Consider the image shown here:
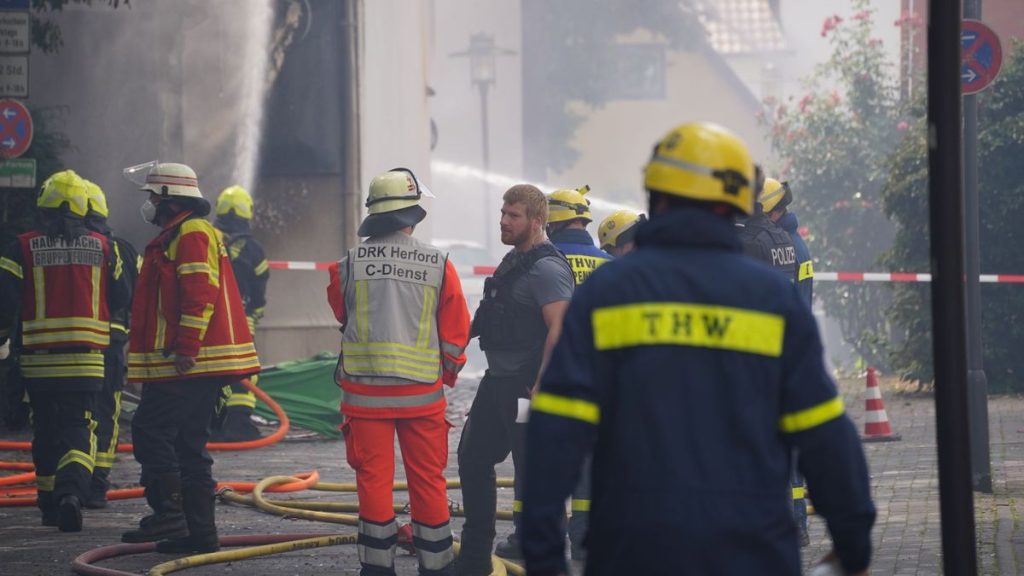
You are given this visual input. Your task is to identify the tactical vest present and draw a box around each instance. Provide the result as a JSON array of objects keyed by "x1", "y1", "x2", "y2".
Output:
[
  {"x1": 340, "y1": 233, "x2": 447, "y2": 384},
  {"x1": 739, "y1": 216, "x2": 797, "y2": 282},
  {"x1": 472, "y1": 242, "x2": 570, "y2": 351}
]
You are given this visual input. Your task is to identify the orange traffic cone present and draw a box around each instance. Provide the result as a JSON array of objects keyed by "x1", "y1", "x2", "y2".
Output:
[{"x1": 862, "y1": 367, "x2": 901, "y2": 442}]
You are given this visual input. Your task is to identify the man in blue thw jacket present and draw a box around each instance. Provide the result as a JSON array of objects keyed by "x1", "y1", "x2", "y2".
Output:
[{"x1": 521, "y1": 122, "x2": 874, "y2": 576}]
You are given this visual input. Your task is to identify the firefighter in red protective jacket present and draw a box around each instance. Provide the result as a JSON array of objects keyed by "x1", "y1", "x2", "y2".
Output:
[
  {"x1": 121, "y1": 162, "x2": 260, "y2": 554},
  {"x1": 0, "y1": 170, "x2": 131, "y2": 532},
  {"x1": 327, "y1": 168, "x2": 471, "y2": 576}
]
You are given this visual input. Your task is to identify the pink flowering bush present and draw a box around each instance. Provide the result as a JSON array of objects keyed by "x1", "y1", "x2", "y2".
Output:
[{"x1": 761, "y1": 0, "x2": 909, "y2": 368}]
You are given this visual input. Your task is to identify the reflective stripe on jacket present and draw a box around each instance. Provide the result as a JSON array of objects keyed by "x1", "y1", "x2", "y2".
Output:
[
  {"x1": 522, "y1": 208, "x2": 875, "y2": 576},
  {"x1": 128, "y1": 212, "x2": 260, "y2": 383},
  {"x1": 17, "y1": 231, "x2": 112, "y2": 349},
  {"x1": 549, "y1": 228, "x2": 612, "y2": 285},
  {"x1": 327, "y1": 232, "x2": 471, "y2": 419}
]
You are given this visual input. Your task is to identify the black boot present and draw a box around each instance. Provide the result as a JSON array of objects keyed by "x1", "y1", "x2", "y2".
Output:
[
  {"x1": 84, "y1": 468, "x2": 110, "y2": 509},
  {"x1": 454, "y1": 533, "x2": 494, "y2": 576},
  {"x1": 58, "y1": 494, "x2": 82, "y2": 532},
  {"x1": 156, "y1": 485, "x2": 220, "y2": 554},
  {"x1": 38, "y1": 491, "x2": 58, "y2": 527},
  {"x1": 493, "y1": 531, "x2": 522, "y2": 560},
  {"x1": 122, "y1": 472, "x2": 188, "y2": 543}
]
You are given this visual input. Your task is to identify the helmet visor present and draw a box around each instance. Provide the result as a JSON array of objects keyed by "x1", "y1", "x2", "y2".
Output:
[{"x1": 123, "y1": 160, "x2": 159, "y2": 187}]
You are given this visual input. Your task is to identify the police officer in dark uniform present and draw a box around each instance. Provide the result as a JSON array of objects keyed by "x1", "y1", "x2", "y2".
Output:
[
  {"x1": 741, "y1": 176, "x2": 811, "y2": 545},
  {"x1": 771, "y1": 180, "x2": 814, "y2": 306},
  {"x1": 82, "y1": 180, "x2": 139, "y2": 509},
  {"x1": 456, "y1": 184, "x2": 574, "y2": 576},
  {"x1": 210, "y1": 185, "x2": 269, "y2": 441},
  {"x1": 738, "y1": 178, "x2": 797, "y2": 283},
  {"x1": 521, "y1": 123, "x2": 874, "y2": 576}
]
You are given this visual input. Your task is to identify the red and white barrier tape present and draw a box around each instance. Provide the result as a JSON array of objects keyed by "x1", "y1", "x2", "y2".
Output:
[
  {"x1": 267, "y1": 261, "x2": 333, "y2": 271},
  {"x1": 267, "y1": 261, "x2": 1024, "y2": 283}
]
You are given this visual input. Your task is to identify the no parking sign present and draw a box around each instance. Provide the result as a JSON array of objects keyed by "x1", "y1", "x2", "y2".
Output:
[
  {"x1": 0, "y1": 97, "x2": 31, "y2": 158},
  {"x1": 961, "y1": 19, "x2": 1002, "y2": 95}
]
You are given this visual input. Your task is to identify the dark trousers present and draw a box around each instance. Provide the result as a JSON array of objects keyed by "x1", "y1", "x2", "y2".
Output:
[
  {"x1": 132, "y1": 379, "x2": 223, "y2": 494},
  {"x1": 27, "y1": 386, "x2": 97, "y2": 503},
  {"x1": 94, "y1": 344, "x2": 126, "y2": 481},
  {"x1": 457, "y1": 371, "x2": 530, "y2": 556},
  {"x1": 567, "y1": 456, "x2": 591, "y2": 550},
  {"x1": 792, "y1": 457, "x2": 808, "y2": 532}
]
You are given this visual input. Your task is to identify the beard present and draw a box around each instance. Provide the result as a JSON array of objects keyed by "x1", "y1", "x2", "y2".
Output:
[{"x1": 501, "y1": 226, "x2": 532, "y2": 246}]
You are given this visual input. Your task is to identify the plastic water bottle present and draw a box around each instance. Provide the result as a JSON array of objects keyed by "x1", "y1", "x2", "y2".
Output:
[{"x1": 809, "y1": 559, "x2": 844, "y2": 576}]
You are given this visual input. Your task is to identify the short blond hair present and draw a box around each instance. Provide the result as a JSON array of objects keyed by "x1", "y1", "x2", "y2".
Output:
[{"x1": 503, "y1": 184, "x2": 548, "y2": 222}]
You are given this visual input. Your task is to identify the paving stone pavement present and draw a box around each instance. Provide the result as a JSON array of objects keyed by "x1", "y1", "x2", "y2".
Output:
[{"x1": 1, "y1": 375, "x2": 1022, "y2": 574}]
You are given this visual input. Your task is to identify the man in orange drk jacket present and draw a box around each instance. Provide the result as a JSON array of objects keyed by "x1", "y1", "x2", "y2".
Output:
[
  {"x1": 122, "y1": 162, "x2": 260, "y2": 554},
  {"x1": 328, "y1": 168, "x2": 471, "y2": 576}
]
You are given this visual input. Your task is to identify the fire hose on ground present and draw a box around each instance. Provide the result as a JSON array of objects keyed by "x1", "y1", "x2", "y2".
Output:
[
  {"x1": 69, "y1": 474, "x2": 521, "y2": 576},
  {"x1": 0, "y1": 378, "x2": 523, "y2": 575}
]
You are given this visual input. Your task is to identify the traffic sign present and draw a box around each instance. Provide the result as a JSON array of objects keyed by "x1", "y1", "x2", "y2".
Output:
[
  {"x1": 0, "y1": 11, "x2": 29, "y2": 54},
  {"x1": 0, "y1": 98, "x2": 31, "y2": 158},
  {"x1": 0, "y1": 157, "x2": 34, "y2": 187},
  {"x1": 0, "y1": 54, "x2": 27, "y2": 97},
  {"x1": 961, "y1": 19, "x2": 1002, "y2": 95}
]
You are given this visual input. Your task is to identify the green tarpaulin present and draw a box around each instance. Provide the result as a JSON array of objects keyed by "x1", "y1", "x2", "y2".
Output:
[{"x1": 253, "y1": 352, "x2": 343, "y2": 438}]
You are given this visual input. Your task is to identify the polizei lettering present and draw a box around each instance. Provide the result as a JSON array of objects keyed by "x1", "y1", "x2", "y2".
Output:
[
  {"x1": 771, "y1": 246, "x2": 796, "y2": 268},
  {"x1": 29, "y1": 235, "x2": 104, "y2": 267}
]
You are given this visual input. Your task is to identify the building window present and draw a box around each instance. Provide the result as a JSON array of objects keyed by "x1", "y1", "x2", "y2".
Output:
[{"x1": 605, "y1": 43, "x2": 666, "y2": 101}]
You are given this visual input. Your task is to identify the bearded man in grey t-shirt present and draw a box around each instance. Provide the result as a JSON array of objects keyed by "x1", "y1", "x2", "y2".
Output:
[{"x1": 455, "y1": 184, "x2": 574, "y2": 576}]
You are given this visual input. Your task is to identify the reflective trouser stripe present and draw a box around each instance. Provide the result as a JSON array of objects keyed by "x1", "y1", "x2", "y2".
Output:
[
  {"x1": 412, "y1": 520, "x2": 454, "y2": 571},
  {"x1": 357, "y1": 517, "x2": 398, "y2": 569},
  {"x1": 571, "y1": 499, "x2": 590, "y2": 512},
  {"x1": 343, "y1": 388, "x2": 444, "y2": 409},
  {"x1": 95, "y1": 391, "x2": 121, "y2": 470},
  {"x1": 226, "y1": 391, "x2": 256, "y2": 409},
  {"x1": 58, "y1": 409, "x2": 98, "y2": 474},
  {"x1": 36, "y1": 475, "x2": 55, "y2": 491},
  {"x1": 57, "y1": 450, "x2": 95, "y2": 474}
]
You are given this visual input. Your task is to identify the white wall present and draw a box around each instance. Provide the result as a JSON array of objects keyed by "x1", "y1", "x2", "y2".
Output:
[{"x1": 361, "y1": 0, "x2": 436, "y2": 240}]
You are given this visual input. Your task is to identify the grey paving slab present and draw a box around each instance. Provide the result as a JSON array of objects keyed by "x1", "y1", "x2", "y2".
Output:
[{"x1": 1, "y1": 376, "x2": 1022, "y2": 574}]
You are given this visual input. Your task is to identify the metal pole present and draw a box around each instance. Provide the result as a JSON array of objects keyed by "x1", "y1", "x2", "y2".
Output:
[
  {"x1": 962, "y1": 0, "x2": 992, "y2": 495},
  {"x1": 479, "y1": 82, "x2": 493, "y2": 256},
  {"x1": 928, "y1": 0, "x2": 979, "y2": 574},
  {"x1": 339, "y1": 0, "x2": 363, "y2": 251}
]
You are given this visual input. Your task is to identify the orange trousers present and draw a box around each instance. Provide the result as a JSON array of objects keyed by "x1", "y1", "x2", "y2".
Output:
[{"x1": 343, "y1": 412, "x2": 452, "y2": 525}]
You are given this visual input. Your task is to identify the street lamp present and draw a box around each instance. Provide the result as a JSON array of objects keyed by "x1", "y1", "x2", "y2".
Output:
[{"x1": 452, "y1": 34, "x2": 515, "y2": 257}]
